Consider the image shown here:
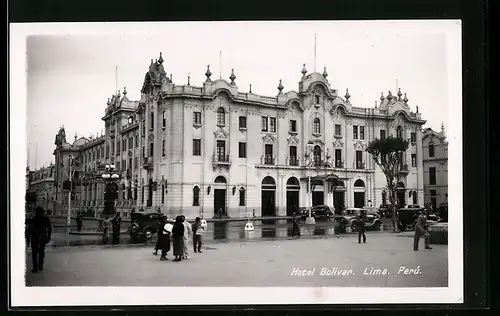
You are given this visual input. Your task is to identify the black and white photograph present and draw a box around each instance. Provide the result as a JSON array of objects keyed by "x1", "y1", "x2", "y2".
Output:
[{"x1": 10, "y1": 20, "x2": 463, "y2": 306}]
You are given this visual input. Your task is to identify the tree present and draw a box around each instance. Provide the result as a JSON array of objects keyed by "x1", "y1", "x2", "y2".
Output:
[{"x1": 366, "y1": 136, "x2": 410, "y2": 232}]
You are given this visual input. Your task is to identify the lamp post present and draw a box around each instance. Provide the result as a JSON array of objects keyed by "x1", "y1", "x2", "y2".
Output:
[
  {"x1": 305, "y1": 144, "x2": 316, "y2": 225},
  {"x1": 101, "y1": 164, "x2": 120, "y2": 217},
  {"x1": 66, "y1": 155, "x2": 80, "y2": 227}
]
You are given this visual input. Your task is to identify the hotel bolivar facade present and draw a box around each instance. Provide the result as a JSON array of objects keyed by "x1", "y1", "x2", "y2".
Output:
[{"x1": 50, "y1": 53, "x2": 426, "y2": 220}]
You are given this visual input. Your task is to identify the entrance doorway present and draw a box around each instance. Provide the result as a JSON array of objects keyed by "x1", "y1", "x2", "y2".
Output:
[
  {"x1": 261, "y1": 176, "x2": 276, "y2": 217},
  {"x1": 213, "y1": 176, "x2": 227, "y2": 217},
  {"x1": 353, "y1": 179, "x2": 366, "y2": 208},
  {"x1": 286, "y1": 177, "x2": 300, "y2": 216},
  {"x1": 311, "y1": 179, "x2": 324, "y2": 206}
]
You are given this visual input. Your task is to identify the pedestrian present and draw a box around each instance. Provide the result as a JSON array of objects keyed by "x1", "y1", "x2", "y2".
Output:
[
  {"x1": 172, "y1": 216, "x2": 185, "y2": 262},
  {"x1": 76, "y1": 212, "x2": 83, "y2": 231},
  {"x1": 414, "y1": 210, "x2": 432, "y2": 251},
  {"x1": 291, "y1": 212, "x2": 301, "y2": 239},
  {"x1": 355, "y1": 210, "x2": 367, "y2": 244},
  {"x1": 181, "y1": 215, "x2": 192, "y2": 259},
  {"x1": 192, "y1": 217, "x2": 204, "y2": 253},
  {"x1": 111, "y1": 212, "x2": 122, "y2": 244},
  {"x1": 158, "y1": 216, "x2": 172, "y2": 261},
  {"x1": 27, "y1": 206, "x2": 52, "y2": 273},
  {"x1": 139, "y1": 207, "x2": 144, "y2": 212},
  {"x1": 131, "y1": 208, "x2": 136, "y2": 214},
  {"x1": 103, "y1": 214, "x2": 111, "y2": 239},
  {"x1": 153, "y1": 215, "x2": 162, "y2": 256},
  {"x1": 252, "y1": 209, "x2": 256, "y2": 217}
]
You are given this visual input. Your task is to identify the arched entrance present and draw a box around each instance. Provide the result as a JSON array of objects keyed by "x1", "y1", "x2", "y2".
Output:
[
  {"x1": 353, "y1": 179, "x2": 366, "y2": 208},
  {"x1": 261, "y1": 176, "x2": 276, "y2": 217},
  {"x1": 396, "y1": 182, "x2": 406, "y2": 208},
  {"x1": 331, "y1": 178, "x2": 346, "y2": 214},
  {"x1": 286, "y1": 177, "x2": 300, "y2": 216},
  {"x1": 214, "y1": 176, "x2": 227, "y2": 217}
]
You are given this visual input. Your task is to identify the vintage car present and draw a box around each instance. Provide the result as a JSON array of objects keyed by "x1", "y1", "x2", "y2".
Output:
[
  {"x1": 344, "y1": 208, "x2": 383, "y2": 231},
  {"x1": 129, "y1": 212, "x2": 169, "y2": 239},
  {"x1": 396, "y1": 208, "x2": 440, "y2": 231},
  {"x1": 299, "y1": 205, "x2": 334, "y2": 221}
]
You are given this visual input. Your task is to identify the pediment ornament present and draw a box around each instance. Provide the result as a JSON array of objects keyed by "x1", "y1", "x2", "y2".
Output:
[
  {"x1": 262, "y1": 133, "x2": 276, "y2": 144},
  {"x1": 333, "y1": 140, "x2": 344, "y2": 148},
  {"x1": 353, "y1": 141, "x2": 365, "y2": 150},
  {"x1": 214, "y1": 128, "x2": 228, "y2": 139},
  {"x1": 287, "y1": 135, "x2": 299, "y2": 145}
]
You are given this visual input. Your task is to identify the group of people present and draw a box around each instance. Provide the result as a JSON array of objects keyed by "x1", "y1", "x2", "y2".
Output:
[
  {"x1": 102, "y1": 212, "x2": 122, "y2": 243},
  {"x1": 153, "y1": 215, "x2": 205, "y2": 262},
  {"x1": 25, "y1": 206, "x2": 52, "y2": 273}
]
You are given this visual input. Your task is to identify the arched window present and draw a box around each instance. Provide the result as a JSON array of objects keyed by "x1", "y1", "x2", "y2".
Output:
[
  {"x1": 429, "y1": 142, "x2": 435, "y2": 157},
  {"x1": 217, "y1": 107, "x2": 225, "y2": 126},
  {"x1": 313, "y1": 145, "x2": 322, "y2": 166},
  {"x1": 412, "y1": 191, "x2": 417, "y2": 205},
  {"x1": 239, "y1": 187, "x2": 246, "y2": 206},
  {"x1": 313, "y1": 118, "x2": 321, "y2": 134},
  {"x1": 396, "y1": 125, "x2": 403, "y2": 139},
  {"x1": 193, "y1": 186, "x2": 200, "y2": 206},
  {"x1": 354, "y1": 179, "x2": 365, "y2": 187}
]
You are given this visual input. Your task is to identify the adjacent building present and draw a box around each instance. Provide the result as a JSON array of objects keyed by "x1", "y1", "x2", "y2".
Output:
[
  {"x1": 49, "y1": 53, "x2": 427, "y2": 219},
  {"x1": 26, "y1": 164, "x2": 56, "y2": 215},
  {"x1": 422, "y1": 125, "x2": 448, "y2": 209}
]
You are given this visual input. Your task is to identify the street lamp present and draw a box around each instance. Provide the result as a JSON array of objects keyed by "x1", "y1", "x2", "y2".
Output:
[
  {"x1": 66, "y1": 155, "x2": 80, "y2": 227},
  {"x1": 305, "y1": 143, "x2": 316, "y2": 225},
  {"x1": 101, "y1": 164, "x2": 120, "y2": 217}
]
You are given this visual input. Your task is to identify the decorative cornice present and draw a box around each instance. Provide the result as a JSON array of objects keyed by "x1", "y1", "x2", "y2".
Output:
[{"x1": 262, "y1": 133, "x2": 276, "y2": 144}]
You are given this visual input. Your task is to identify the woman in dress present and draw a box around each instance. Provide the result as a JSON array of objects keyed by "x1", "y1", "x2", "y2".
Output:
[{"x1": 172, "y1": 216, "x2": 185, "y2": 262}]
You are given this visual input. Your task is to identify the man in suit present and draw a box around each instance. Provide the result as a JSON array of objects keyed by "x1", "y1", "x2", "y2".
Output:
[
  {"x1": 414, "y1": 210, "x2": 432, "y2": 251},
  {"x1": 27, "y1": 206, "x2": 52, "y2": 273}
]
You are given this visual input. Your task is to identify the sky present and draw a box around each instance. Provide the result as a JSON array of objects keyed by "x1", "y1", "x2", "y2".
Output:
[{"x1": 24, "y1": 21, "x2": 459, "y2": 170}]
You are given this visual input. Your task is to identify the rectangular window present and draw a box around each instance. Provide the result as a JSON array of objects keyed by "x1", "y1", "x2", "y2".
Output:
[
  {"x1": 290, "y1": 120, "x2": 297, "y2": 132},
  {"x1": 105, "y1": 145, "x2": 109, "y2": 158},
  {"x1": 238, "y1": 142, "x2": 247, "y2": 158},
  {"x1": 356, "y1": 150, "x2": 363, "y2": 169},
  {"x1": 360, "y1": 126, "x2": 365, "y2": 140},
  {"x1": 134, "y1": 157, "x2": 138, "y2": 169},
  {"x1": 193, "y1": 111, "x2": 202, "y2": 125},
  {"x1": 216, "y1": 140, "x2": 226, "y2": 159},
  {"x1": 111, "y1": 142, "x2": 115, "y2": 155},
  {"x1": 161, "y1": 185, "x2": 165, "y2": 204},
  {"x1": 353, "y1": 125, "x2": 358, "y2": 139},
  {"x1": 429, "y1": 167, "x2": 436, "y2": 185},
  {"x1": 315, "y1": 95, "x2": 320, "y2": 104},
  {"x1": 142, "y1": 120, "x2": 146, "y2": 135},
  {"x1": 265, "y1": 144, "x2": 273, "y2": 164},
  {"x1": 239, "y1": 116, "x2": 247, "y2": 129},
  {"x1": 270, "y1": 117, "x2": 277, "y2": 133},
  {"x1": 116, "y1": 161, "x2": 121, "y2": 171},
  {"x1": 122, "y1": 159, "x2": 126, "y2": 170},
  {"x1": 162, "y1": 140, "x2": 166, "y2": 157},
  {"x1": 193, "y1": 139, "x2": 201, "y2": 156},
  {"x1": 429, "y1": 143, "x2": 435, "y2": 157},
  {"x1": 334, "y1": 124, "x2": 341, "y2": 136},
  {"x1": 135, "y1": 134, "x2": 139, "y2": 148},
  {"x1": 149, "y1": 143, "x2": 154, "y2": 157},
  {"x1": 129, "y1": 137, "x2": 133, "y2": 149},
  {"x1": 411, "y1": 132, "x2": 417, "y2": 143},
  {"x1": 123, "y1": 139, "x2": 127, "y2": 151},
  {"x1": 93, "y1": 151, "x2": 96, "y2": 160},
  {"x1": 335, "y1": 149, "x2": 342, "y2": 167},
  {"x1": 380, "y1": 129, "x2": 386, "y2": 140},
  {"x1": 261, "y1": 116, "x2": 268, "y2": 132},
  {"x1": 289, "y1": 146, "x2": 298, "y2": 166},
  {"x1": 116, "y1": 141, "x2": 121, "y2": 153},
  {"x1": 411, "y1": 154, "x2": 416, "y2": 167},
  {"x1": 239, "y1": 188, "x2": 246, "y2": 206},
  {"x1": 162, "y1": 111, "x2": 166, "y2": 127},
  {"x1": 142, "y1": 146, "x2": 145, "y2": 158},
  {"x1": 128, "y1": 158, "x2": 132, "y2": 170}
]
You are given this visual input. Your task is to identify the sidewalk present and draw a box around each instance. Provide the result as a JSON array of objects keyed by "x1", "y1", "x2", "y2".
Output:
[{"x1": 25, "y1": 233, "x2": 448, "y2": 287}]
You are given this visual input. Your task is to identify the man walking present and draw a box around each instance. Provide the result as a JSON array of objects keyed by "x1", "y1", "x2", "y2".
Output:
[
  {"x1": 355, "y1": 210, "x2": 367, "y2": 244},
  {"x1": 111, "y1": 212, "x2": 122, "y2": 244},
  {"x1": 414, "y1": 210, "x2": 432, "y2": 250},
  {"x1": 27, "y1": 206, "x2": 52, "y2": 273},
  {"x1": 192, "y1": 217, "x2": 204, "y2": 253},
  {"x1": 76, "y1": 212, "x2": 83, "y2": 232},
  {"x1": 181, "y1": 215, "x2": 192, "y2": 259}
]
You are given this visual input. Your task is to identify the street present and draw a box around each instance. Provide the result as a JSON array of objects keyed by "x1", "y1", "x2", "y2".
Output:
[{"x1": 26, "y1": 232, "x2": 448, "y2": 287}]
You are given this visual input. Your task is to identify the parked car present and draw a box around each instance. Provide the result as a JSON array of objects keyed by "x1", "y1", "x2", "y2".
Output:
[
  {"x1": 299, "y1": 207, "x2": 312, "y2": 220},
  {"x1": 378, "y1": 205, "x2": 392, "y2": 218},
  {"x1": 396, "y1": 208, "x2": 439, "y2": 231},
  {"x1": 129, "y1": 212, "x2": 167, "y2": 239},
  {"x1": 311, "y1": 205, "x2": 334, "y2": 221},
  {"x1": 343, "y1": 208, "x2": 382, "y2": 231}
]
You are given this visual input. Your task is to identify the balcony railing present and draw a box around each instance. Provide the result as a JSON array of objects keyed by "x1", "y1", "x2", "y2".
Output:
[
  {"x1": 213, "y1": 154, "x2": 231, "y2": 164},
  {"x1": 334, "y1": 161, "x2": 344, "y2": 168},
  {"x1": 261, "y1": 155, "x2": 275, "y2": 165},
  {"x1": 399, "y1": 164, "x2": 409, "y2": 173},
  {"x1": 356, "y1": 162, "x2": 366, "y2": 170},
  {"x1": 288, "y1": 157, "x2": 299, "y2": 166}
]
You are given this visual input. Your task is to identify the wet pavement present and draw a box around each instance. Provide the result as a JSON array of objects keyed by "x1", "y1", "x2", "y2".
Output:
[{"x1": 45, "y1": 219, "x2": 389, "y2": 249}]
